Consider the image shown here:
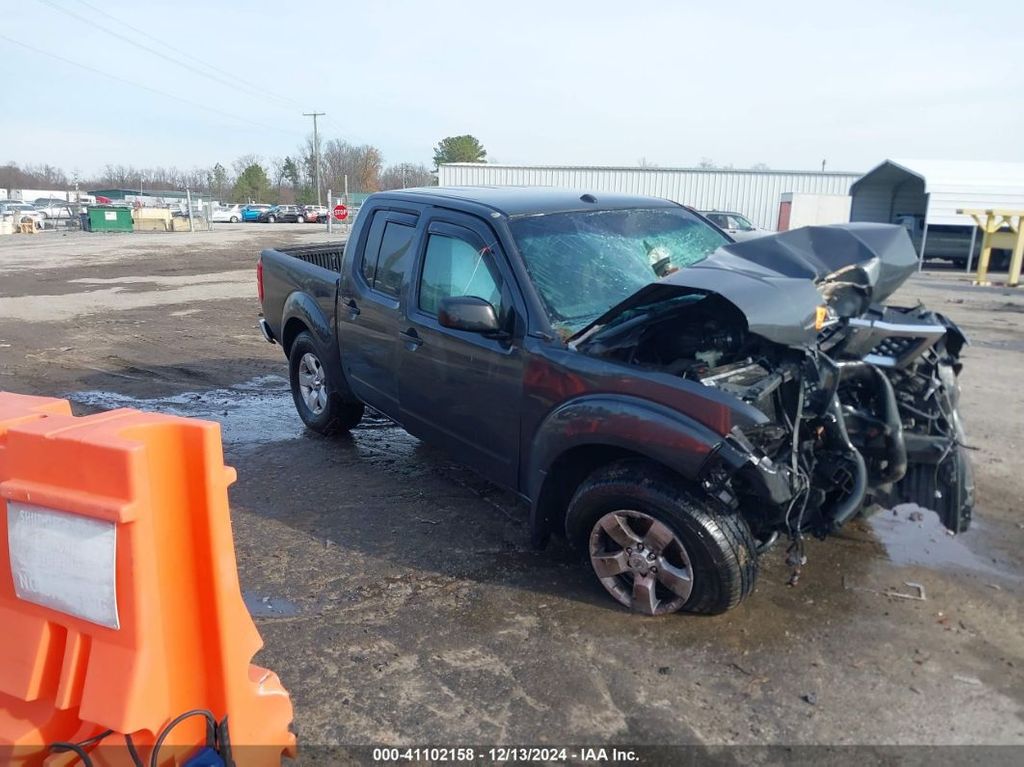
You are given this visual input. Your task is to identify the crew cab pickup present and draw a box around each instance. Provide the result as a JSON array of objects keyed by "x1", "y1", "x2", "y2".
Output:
[{"x1": 257, "y1": 187, "x2": 973, "y2": 616}]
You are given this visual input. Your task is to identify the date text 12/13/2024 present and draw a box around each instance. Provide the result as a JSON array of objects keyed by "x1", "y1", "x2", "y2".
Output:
[{"x1": 372, "y1": 747, "x2": 639, "y2": 763}]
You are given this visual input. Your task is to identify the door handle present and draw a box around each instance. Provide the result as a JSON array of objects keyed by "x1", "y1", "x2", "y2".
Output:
[
  {"x1": 345, "y1": 298, "x2": 360, "y2": 319},
  {"x1": 399, "y1": 328, "x2": 423, "y2": 350}
]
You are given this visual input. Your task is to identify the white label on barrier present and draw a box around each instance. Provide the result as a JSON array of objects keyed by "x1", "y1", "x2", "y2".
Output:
[
  {"x1": 7, "y1": 502, "x2": 119, "y2": 629},
  {"x1": 104, "y1": 211, "x2": 116, "y2": 221}
]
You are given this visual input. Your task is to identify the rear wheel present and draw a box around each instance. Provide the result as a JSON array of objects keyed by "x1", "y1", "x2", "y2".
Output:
[
  {"x1": 267, "y1": 215, "x2": 276, "y2": 223},
  {"x1": 230, "y1": 215, "x2": 239, "y2": 223},
  {"x1": 288, "y1": 332, "x2": 364, "y2": 434},
  {"x1": 565, "y1": 460, "x2": 758, "y2": 615}
]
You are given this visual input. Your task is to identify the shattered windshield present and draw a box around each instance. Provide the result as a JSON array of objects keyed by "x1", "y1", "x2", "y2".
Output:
[{"x1": 509, "y1": 207, "x2": 728, "y2": 335}]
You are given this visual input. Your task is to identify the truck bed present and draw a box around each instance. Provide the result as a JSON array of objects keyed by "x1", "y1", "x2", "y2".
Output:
[
  {"x1": 274, "y1": 242, "x2": 346, "y2": 272},
  {"x1": 258, "y1": 242, "x2": 349, "y2": 352}
]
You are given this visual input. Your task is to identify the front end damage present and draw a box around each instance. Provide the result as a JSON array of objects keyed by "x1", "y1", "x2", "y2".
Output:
[{"x1": 572, "y1": 224, "x2": 975, "y2": 558}]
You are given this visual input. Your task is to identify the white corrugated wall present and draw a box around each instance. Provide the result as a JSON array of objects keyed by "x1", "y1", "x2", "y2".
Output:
[{"x1": 439, "y1": 164, "x2": 862, "y2": 230}]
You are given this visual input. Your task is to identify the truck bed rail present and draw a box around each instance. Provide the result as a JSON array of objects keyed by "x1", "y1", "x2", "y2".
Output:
[{"x1": 279, "y1": 242, "x2": 346, "y2": 273}]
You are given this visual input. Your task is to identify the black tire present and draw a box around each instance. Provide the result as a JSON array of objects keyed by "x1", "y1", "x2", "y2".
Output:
[
  {"x1": 268, "y1": 215, "x2": 276, "y2": 223},
  {"x1": 230, "y1": 216, "x2": 239, "y2": 223},
  {"x1": 565, "y1": 459, "x2": 758, "y2": 615},
  {"x1": 288, "y1": 332, "x2": 364, "y2": 435}
]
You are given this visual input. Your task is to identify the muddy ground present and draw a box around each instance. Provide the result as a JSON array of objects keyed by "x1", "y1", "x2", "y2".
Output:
[{"x1": 1, "y1": 226, "x2": 1022, "y2": 754}]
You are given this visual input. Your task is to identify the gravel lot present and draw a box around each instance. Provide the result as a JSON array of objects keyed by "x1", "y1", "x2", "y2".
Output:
[{"x1": 1, "y1": 226, "x2": 1022, "y2": 753}]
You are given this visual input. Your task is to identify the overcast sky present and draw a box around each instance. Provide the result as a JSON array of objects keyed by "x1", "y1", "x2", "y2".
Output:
[{"x1": 3, "y1": 0, "x2": 1022, "y2": 175}]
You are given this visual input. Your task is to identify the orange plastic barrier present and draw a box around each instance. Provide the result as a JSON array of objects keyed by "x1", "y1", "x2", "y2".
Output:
[{"x1": 0, "y1": 391, "x2": 295, "y2": 766}]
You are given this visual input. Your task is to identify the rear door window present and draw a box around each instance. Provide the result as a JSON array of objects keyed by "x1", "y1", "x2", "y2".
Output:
[
  {"x1": 360, "y1": 210, "x2": 419, "y2": 297},
  {"x1": 375, "y1": 222, "x2": 417, "y2": 297}
]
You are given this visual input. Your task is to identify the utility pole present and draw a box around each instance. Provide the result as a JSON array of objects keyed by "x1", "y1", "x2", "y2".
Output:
[{"x1": 303, "y1": 111, "x2": 325, "y2": 206}]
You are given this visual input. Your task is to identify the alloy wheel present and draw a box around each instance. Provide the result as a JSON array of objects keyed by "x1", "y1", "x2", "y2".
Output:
[
  {"x1": 588, "y1": 509, "x2": 693, "y2": 615},
  {"x1": 297, "y1": 352, "x2": 328, "y2": 415}
]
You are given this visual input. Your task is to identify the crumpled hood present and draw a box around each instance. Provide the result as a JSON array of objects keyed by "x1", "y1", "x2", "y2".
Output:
[{"x1": 572, "y1": 223, "x2": 919, "y2": 349}]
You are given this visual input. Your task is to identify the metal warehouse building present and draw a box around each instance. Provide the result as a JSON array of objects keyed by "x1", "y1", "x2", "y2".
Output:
[{"x1": 438, "y1": 163, "x2": 862, "y2": 231}]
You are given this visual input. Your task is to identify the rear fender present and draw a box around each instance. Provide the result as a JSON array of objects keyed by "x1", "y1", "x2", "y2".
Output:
[
  {"x1": 282, "y1": 291, "x2": 353, "y2": 399},
  {"x1": 282, "y1": 291, "x2": 333, "y2": 352}
]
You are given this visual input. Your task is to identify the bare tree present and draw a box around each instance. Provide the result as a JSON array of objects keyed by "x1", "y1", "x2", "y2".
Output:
[
  {"x1": 232, "y1": 154, "x2": 262, "y2": 180},
  {"x1": 317, "y1": 139, "x2": 385, "y2": 195},
  {"x1": 380, "y1": 162, "x2": 434, "y2": 190},
  {"x1": 0, "y1": 162, "x2": 68, "y2": 189}
]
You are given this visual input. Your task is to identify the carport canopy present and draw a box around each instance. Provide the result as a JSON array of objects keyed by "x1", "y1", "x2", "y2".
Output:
[{"x1": 851, "y1": 158, "x2": 1024, "y2": 227}]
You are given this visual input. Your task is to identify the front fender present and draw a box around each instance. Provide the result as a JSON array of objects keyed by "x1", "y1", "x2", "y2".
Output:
[{"x1": 526, "y1": 394, "x2": 727, "y2": 543}]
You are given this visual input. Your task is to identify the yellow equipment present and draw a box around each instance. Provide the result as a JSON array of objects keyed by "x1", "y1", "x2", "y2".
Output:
[{"x1": 958, "y1": 208, "x2": 1024, "y2": 287}]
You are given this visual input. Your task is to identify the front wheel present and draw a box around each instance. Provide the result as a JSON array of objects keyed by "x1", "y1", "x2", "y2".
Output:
[
  {"x1": 565, "y1": 460, "x2": 758, "y2": 615},
  {"x1": 230, "y1": 215, "x2": 239, "y2": 223},
  {"x1": 267, "y1": 215, "x2": 276, "y2": 223},
  {"x1": 288, "y1": 332, "x2": 364, "y2": 435}
]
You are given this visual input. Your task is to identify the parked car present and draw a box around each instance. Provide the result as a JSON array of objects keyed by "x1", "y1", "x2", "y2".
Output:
[
  {"x1": 211, "y1": 204, "x2": 244, "y2": 223},
  {"x1": 32, "y1": 200, "x2": 78, "y2": 218},
  {"x1": 699, "y1": 210, "x2": 768, "y2": 241},
  {"x1": 303, "y1": 205, "x2": 328, "y2": 223},
  {"x1": 258, "y1": 204, "x2": 307, "y2": 223},
  {"x1": 0, "y1": 202, "x2": 44, "y2": 228},
  {"x1": 241, "y1": 204, "x2": 272, "y2": 222},
  {"x1": 256, "y1": 187, "x2": 974, "y2": 617},
  {"x1": 32, "y1": 198, "x2": 78, "y2": 219}
]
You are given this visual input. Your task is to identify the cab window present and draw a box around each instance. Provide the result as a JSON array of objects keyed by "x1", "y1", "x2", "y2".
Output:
[
  {"x1": 360, "y1": 211, "x2": 417, "y2": 297},
  {"x1": 375, "y1": 221, "x2": 416, "y2": 297},
  {"x1": 418, "y1": 234, "x2": 503, "y2": 316}
]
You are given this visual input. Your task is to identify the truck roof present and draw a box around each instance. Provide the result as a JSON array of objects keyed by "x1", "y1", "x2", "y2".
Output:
[{"x1": 376, "y1": 186, "x2": 679, "y2": 218}]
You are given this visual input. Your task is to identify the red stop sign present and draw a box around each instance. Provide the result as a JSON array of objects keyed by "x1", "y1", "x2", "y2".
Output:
[{"x1": 333, "y1": 204, "x2": 348, "y2": 221}]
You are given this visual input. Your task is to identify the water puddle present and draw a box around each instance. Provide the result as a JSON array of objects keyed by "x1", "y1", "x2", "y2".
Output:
[
  {"x1": 867, "y1": 504, "x2": 1019, "y2": 582},
  {"x1": 243, "y1": 592, "x2": 302, "y2": 618},
  {"x1": 68, "y1": 376, "x2": 414, "y2": 454},
  {"x1": 71, "y1": 376, "x2": 304, "y2": 447}
]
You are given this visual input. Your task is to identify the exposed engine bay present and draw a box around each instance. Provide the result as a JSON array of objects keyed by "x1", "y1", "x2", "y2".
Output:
[{"x1": 572, "y1": 224, "x2": 974, "y2": 560}]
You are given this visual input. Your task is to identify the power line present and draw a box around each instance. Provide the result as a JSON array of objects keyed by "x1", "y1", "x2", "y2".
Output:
[
  {"x1": 38, "y1": 0, "x2": 243, "y2": 91},
  {"x1": 36, "y1": 1, "x2": 371, "y2": 154},
  {"x1": 46, "y1": 0, "x2": 368, "y2": 152},
  {"x1": 38, "y1": 0, "x2": 301, "y2": 116},
  {"x1": 69, "y1": 0, "x2": 307, "y2": 112},
  {"x1": 0, "y1": 33, "x2": 299, "y2": 136}
]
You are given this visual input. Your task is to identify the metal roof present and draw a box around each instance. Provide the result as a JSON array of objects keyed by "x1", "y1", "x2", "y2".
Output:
[
  {"x1": 438, "y1": 165, "x2": 861, "y2": 230},
  {"x1": 851, "y1": 159, "x2": 1024, "y2": 226},
  {"x1": 384, "y1": 185, "x2": 678, "y2": 217},
  {"x1": 442, "y1": 162, "x2": 861, "y2": 177}
]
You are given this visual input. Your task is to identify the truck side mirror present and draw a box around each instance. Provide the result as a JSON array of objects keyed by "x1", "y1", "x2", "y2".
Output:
[{"x1": 438, "y1": 296, "x2": 500, "y2": 334}]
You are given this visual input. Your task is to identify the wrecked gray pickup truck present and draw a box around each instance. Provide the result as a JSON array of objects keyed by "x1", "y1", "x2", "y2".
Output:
[{"x1": 257, "y1": 188, "x2": 973, "y2": 615}]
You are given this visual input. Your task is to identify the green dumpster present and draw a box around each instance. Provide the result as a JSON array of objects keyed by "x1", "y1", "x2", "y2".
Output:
[{"x1": 83, "y1": 206, "x2": 133, "y2": 233}]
